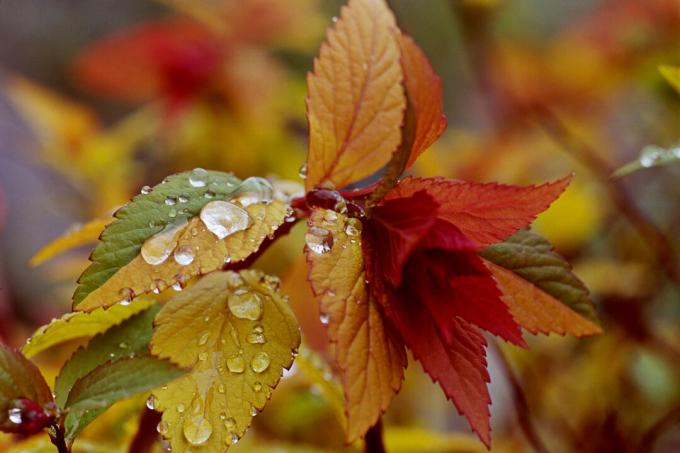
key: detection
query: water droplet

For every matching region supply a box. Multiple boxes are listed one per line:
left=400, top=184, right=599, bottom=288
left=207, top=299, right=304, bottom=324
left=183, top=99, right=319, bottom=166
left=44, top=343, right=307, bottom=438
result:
left=345, top=218, right=362, bottom=236
left=320, top=313, right=330, bottom=325
left=253, top=381, right=263, bottom=392
left=172, top=282, right=182, bottom=291
left=229, top=432, right=240, bottom=445
left=119, top=342, right=128, bottom=349
left=204, top=190, right=215, bottom=199
left=672, top=147, right=680, bottom=158
left=218, top=384, right=225, bottom=393
left=173, top=246, right=194, bottom=266
left=141, top=223, right=187, bottom=265
left=119, top=287, right=134, bottom=305
left=323, top=210, right=338, bottom=224
left=247, top=332, right=266, bottom=344
left=176, top=403, right=185, bottom=413
left=232, top=177, right=274, bottom=206
left=141, top=185, right=151, bottom=195
left=183, top=415, right=212, bottom=445
left=250, top=406, right=258, bottom=417
left=165, top=196, right=177, bottom=206
left=197, top=331, right=210, bottom=346
left=168, top=208, right=177, bottom=218
left=146, top=395, right=156, bottom=410
left=178, top=193, right=189, bottom=203
left=157, top=421, right=169, bottom=434
left=8, top=407, right=22, bottom=424
left=228, top=290, right=263, bottom=320
left=640, top=145, right=663, bottom=167
left=331, top=16, right=338, bottom=23
left=224, top=417, right=236, bottom=431
left=226, top=355, right=245, bottom=373
left=298, top=163, right=308, bottom=179
left=189, top=168, right=209, bottom=188
left=151, top=279, right=166, bottom=294
left=200, top=201, right=251, bottom=239
left=305, top=227, right=333, bottom=254
left=272, top=179, right=305, bottom=203
left=251, top=352, right=270, bottom=373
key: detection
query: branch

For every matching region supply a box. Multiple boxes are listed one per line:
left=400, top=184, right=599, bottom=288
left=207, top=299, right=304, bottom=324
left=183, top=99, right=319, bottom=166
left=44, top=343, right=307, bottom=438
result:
left=49, top=423, right=70, bottom=453
left=364, top=418, right=386, bottom=453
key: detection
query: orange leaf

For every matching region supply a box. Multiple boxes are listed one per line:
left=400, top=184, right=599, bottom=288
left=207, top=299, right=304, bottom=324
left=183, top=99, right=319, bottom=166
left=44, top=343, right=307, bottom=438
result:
left=485, top=261, right=602, bottom=337
left=306, top=209, right=406, bottom=442
left=399, top=34, right=447, bottom=168
left=305, top=0, right=405, bottom=191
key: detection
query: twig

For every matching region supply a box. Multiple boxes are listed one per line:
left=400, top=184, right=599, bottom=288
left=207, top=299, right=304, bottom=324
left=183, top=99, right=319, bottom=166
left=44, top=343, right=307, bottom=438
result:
left=493, top=343, right=550, bottom=453
left=540, top=111, right=680, bottom=287
left=129, top=408, right=161, bottom=453
left=49, top=423, right=70, bottom=453
left=364, top=418, right=387, bottom=453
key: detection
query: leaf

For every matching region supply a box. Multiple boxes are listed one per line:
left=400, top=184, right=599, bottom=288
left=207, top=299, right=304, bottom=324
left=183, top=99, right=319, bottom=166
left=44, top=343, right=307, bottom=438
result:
left=29, top=218, right=110, bottom=267
left=75, top=198, right=289, bottom=312
left=73, top=170, right=243, bottom=307
left=55, top=305, right=161, bottom=441
left=399, top=34, right=447, bottom=169
left=480, top=229, right=599, bottom=322
left=384, top=426, right=486, bottom=453
left=659, top=64, right=680, bottom=94
left=22, top=298, right=154, bottom=358
left=0, top=345, right=53, bottom=433
left=484, top=261, right=602, bottom=337
left=305, top=209, right=406, bottom=442
left=150, top=270, right=300, bottom=450
left=385, top=175, right=572, bottom=247
left=65, top=355, right=185, bottom=413
left=305, top=0, right=405, bottom=190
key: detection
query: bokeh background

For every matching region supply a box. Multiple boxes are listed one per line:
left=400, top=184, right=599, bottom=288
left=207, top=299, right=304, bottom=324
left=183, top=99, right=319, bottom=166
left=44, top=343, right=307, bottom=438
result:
left=0, top=0, right=679, bottom=451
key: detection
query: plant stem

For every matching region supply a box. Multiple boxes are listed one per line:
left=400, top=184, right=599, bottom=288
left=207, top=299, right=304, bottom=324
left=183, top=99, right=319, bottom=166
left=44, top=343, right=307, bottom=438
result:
left=129, top=407, right=161, bottom=453
left=364, top=418, right=386, bottom=453
left=49, top=423, right=69, bottom=453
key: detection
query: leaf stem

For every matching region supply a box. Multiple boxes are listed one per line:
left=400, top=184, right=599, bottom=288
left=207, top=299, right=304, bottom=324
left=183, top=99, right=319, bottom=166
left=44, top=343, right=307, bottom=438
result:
left=364, top=418, right=387, bottom=453
left=49, top=423, right=70, bottom=453
left=129, top=407, right=161, bottom=453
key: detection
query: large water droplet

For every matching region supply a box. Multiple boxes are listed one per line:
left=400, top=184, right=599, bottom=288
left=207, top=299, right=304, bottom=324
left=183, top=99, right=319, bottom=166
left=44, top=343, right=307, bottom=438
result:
left=200, top=201, right=251, bottom=239
left=174, top=246, right=194, bottom=266
left=141, top=223, right=187, bottom=265
left=305, top=227, right=333, bottom=254
left=228, top=290, right=263, bottom=320
left=183, top=415, right=212, bottom=445
left=232, top=177, right=274, bottom=207
left=226, top=355, right=245, bottom=373
left=251, top=351, right=270, bottom=373
left=8, top=407, right=22, bottom=424
left=189, top=168, right=209, bottom=187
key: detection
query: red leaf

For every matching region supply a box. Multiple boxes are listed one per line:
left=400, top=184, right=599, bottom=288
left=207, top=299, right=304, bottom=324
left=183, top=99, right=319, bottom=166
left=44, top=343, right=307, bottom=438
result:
left=399, top=34, right=447, bottom=168
left=385, top=175, right=572, bottom=247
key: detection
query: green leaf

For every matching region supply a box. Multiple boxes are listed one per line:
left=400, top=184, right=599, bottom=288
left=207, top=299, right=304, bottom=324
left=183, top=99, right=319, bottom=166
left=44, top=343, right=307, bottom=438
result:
left=64, top=355, right=185, bottom=414
left=0, top=345, right=53, bottom=432
left=480, top=229, right=598, bottom=322
left=73, top=170, right=243, bottom=307
left=55, top=305, right=161, bottom=441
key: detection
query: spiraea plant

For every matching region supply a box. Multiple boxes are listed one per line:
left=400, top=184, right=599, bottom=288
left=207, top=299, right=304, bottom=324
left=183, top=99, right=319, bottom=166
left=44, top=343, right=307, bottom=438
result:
left=1, top=0, right=601, bottom=451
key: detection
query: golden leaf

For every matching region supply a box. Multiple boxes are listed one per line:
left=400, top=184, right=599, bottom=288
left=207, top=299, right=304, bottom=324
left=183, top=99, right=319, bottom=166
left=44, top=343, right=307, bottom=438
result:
left=305, top=209, right=406, bottom=441
left=485, top=261, right=602, bottom=337
left=305, top=0, right=405, bottom=190
left=22, top=299, right=153, bottom=358
left=150, top=270, right=300, bottom=451
left=29, top=218, right=110, bottom=267
left=76, top=201, right=288, bottom=312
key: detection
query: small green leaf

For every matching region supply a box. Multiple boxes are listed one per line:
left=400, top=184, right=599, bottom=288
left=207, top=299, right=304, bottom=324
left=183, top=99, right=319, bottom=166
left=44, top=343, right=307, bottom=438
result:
left=480, top=229, right=598, bottom=322
left=73, top=170, right=242, bottom=307
left=64, top=355, right=185, bottom=414
left=0, top=344, right=53, bottom=432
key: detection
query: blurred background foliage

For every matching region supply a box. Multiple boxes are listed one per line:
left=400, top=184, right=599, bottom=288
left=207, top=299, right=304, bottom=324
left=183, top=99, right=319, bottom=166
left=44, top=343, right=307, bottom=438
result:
left=0, top=0, right=679, bottom=451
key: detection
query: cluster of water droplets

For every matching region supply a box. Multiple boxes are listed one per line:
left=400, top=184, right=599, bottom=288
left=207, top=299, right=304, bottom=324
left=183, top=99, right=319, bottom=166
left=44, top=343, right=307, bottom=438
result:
left=639, top=144, right=680, bottom=168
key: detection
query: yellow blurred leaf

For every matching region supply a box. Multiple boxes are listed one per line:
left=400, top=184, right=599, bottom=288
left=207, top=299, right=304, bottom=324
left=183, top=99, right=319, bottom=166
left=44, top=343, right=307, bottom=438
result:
left=30, top=218, right=110, bottom=267
left=77, top=200, right=288, bottom=312
left=22, top=299, right=154, bottom=358
left=151, top=270, right=300, bottom=451
left=384, top=426, right=486, bottom=453
left=659, top=64, right=680, bottom=94
left=294, top=346, right=345, bottom=428
left=305, top=0, right=405, bottom=190
left=306, top=209, right=406, bottom=442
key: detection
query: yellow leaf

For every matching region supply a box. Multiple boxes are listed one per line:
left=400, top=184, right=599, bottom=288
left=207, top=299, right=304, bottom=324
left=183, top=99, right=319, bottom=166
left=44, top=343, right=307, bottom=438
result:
left=150, top=270, right=300, bottom=451
left=30, top=218, right=110, bottom=267
left=22, top=299, right=153, bottom=358
left=485, top=261, right=602, bottom=337
left=384, top=426, right=486, bottom=453
left=76, top=201, right=289, bottom=312
left=305, top=209, right=406, bottom=442
left=659, top=64, right=680, bottom=94
left=305, top=0, right=405, bottom=190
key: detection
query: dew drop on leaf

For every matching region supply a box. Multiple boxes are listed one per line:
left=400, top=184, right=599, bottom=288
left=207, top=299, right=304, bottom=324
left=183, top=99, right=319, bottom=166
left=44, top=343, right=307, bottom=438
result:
left=146, top=395, right=156, bottom=410
left=118, top=287, right=134, bottom=305
left=323, top=210, right=338, bottom=224
left=197, top=331, right=209, bottom=346
left=319, top=313, right=330, bottom=325
left=305, top=226, right=333, bottom=254
left=252, top=382, right=263, bottom=392
left=231, top=177, right=274, bottom=206
left=165, top=196, right=177, bottom=206
left=157, top=421, right=169, bottom=434
left=251, top=351, right=271, bottom=373
left=228, top=290, right=263, bottom=320
left=189, top=168, right=209, bottom=188
left=298, top=163, right=308, bottom=179
left=229, top=432, right=240, bottom=446
left=640, top=145, right=663, bottom=167
left=178, top=193, right=189, bottom=203
left=8, top=407, right=22, bottom=424
left=141, top=223, right=186, bottom=265
left=250, top=406, right=258, bottom=417
left=199, top=201, right=251, bottom=239
left=140, top=185, right=151, bottom=195
left=345, top=218, right=362, bottom=236
left=176, top=403, right=185, bottom=413
left=226, top=355, right=245, bottom=374
left=173, top=246, right=195, bottom=266
left=183, top=415, right=212, bottom=445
